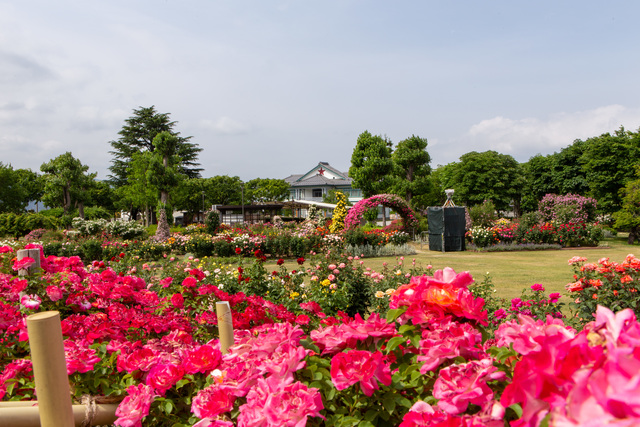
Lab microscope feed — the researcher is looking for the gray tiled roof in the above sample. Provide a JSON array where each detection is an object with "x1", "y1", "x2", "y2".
[{"x1": 288, "y1": 174, "x2": 353, "y2": 187}]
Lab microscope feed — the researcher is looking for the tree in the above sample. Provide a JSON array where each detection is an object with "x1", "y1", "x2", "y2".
[
  {"x1": 115, "y1": 151, "x2": 158, "y2": 226},
  {"x1": 391, "y1": 135, "x2": 432, "y2": 208},
  {"x1": 521, "y1": 154, "x2": 558, "y2": 212},
  {"x1": 40, "y1": 153, "x2": 96, "y2": 218},
  {"x1": 349, "y1": 131, "x2": 394, "y2": 197},
  {"x1": 441, "y1": 151, "x2": 525, "y2": 213},
  {"x1": 244, "y1": 178, "x2": 290, "y2": 204},
  {"x1": 86, "y1": 180, "x2": 117, "y2": 215},
  {"x1": 579, "y1": 127, "x2": 640, "y2": 213},
  {"x1": 0, "y1": 164, "x2": 43, "y2": 213},
  {"x1": 108, "y1": 106, "x2": 202, "y2": 187},
  {"x1": 551, "y1": 140, "x2": 590, "y2": 196},
  {"x1": 614, "y1": 166, "x2": 640, "y2": 244}
]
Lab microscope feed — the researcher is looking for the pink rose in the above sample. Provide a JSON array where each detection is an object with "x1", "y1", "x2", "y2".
[
  {"x1": 146, "y1": 363, "x2": 185, "y2": 395},
  {"x1": 330, "y1": 349, "x2": 391, "y2": 396},
  {"x1": 46, "y1": 286, "x2": 64, "y2": 302},
  {"x1": 192, "y1": 385, "x2": 236, "y2": 419},
  {"x1": 114, "y1": 384, "x2": 156, "y2": 427}
]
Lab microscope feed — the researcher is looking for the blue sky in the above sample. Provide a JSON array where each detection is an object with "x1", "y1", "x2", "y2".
[{"x1": 1, "y1": 1, "x2": 639, "y2": 181}]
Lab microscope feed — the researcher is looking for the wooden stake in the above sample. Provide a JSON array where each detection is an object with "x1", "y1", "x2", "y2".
[
  {"x1": 16, "y1": 248, "x2": 41, "y2": 277},
  {"x1": 26, "y1": 311, "x2": 74, "y2": 427},
  {"x1": 216, "y1": 301, "x2": 234, "y2": 354}
]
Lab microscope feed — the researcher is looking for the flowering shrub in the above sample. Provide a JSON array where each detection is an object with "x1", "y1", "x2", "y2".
[
  {"x1": 344, "y1": 194, "x2": 419, "y2": 231},
  {"x1": 105, "y1": 219, "x2": 147, "y2": 240},
  {"x1": 5, "y1": 244, "x2": 640, "y2": 425},
  {"x1": 566, "y1": 254, "x2": 640, "y2": 326},
  {"x1": 538, "y1": 193, "x2": 597, "y2": 224}
]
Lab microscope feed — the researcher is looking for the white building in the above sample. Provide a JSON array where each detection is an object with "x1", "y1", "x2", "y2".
[{"x1": 284, "y1": 162, "x2": 362, "y2": 204}]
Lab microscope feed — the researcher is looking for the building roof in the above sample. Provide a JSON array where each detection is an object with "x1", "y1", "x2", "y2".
[
  {"x1": 288, "y1": 174, "x2": 353, "y2": 187},
  {"x1": 284, "y1": 162, "x2": 352, "y2": 187}
]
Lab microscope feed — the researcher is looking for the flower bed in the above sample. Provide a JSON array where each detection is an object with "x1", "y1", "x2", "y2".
[{"x1": 2, "y1": 245, "x2": 640, "y2": 426}]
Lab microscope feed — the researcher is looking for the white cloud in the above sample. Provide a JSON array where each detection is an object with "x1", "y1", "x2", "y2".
[{"x1": 466, "y1": 105, "x2": 640, "y2": 159}]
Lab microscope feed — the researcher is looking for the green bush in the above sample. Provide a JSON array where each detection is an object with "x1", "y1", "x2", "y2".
[
  {"x1": 205, "y1": 210, "x2": 221, "y2": 235},
  {"x1": 84, "y1": 206, "x2": 112, "y2": 220},
  {"x1": 0, "y1": 213, "x2": 60, "y2": 238},
  {"x1": 469, "y1": 200, "x2": 497, "y2": 227},
  {"x1": 79, "y1": 239, "x2": 104, "y2": 262}
]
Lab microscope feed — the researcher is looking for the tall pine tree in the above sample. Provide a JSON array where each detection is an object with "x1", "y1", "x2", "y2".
[{"x1": 109, "y1": 106, "x2": 202, "y2": 187}]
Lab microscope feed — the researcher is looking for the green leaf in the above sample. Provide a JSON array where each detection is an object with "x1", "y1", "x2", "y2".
[
  {"x1": 164, "y1": 400, "x2": 174, "y2": 414},
  {"x1": 394, "y1": 394, "x2": 413, "y2": 409},
  {"x1": 382, "y1": 393, "x2": 396, "y2": 414},
  {"x1": 386, "y1": 336, "x2": 407, "y2": 352},
  {"x1": 508, "y1": 403, "x2": 523, "y2": 418},
  {"x1": 386, "y1": 307, "x2": 406, "y2": 323},
  {"x1": 398, "y1": 324, "x2": 415, "y2": 335}
]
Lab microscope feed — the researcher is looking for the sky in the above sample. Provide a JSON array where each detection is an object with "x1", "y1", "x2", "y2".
[{"x1": 1, "y1": 1, "x2": 640, "y2": 182}]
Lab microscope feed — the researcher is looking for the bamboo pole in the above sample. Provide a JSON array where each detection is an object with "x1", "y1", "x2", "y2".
[
  {"x1": 25, "y1": 311, "x2": 74, "y2": 427},
  {"x1": 216, "y1": 301, "x2": 234, "y2": 354},
  {"x1": 0, "y1": 403, "x2": 118, "y2": 427}
]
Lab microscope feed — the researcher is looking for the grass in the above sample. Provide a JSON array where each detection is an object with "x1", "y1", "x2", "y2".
[
  {"x1": 362, "y1": 236, "x2": 638, "y2": 301},
  {"x1": 270, "y1": 235, "x2": 640, "y2": 304}
]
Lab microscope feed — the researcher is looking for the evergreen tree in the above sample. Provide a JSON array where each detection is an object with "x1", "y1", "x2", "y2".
[
  {"x1": 349, "y1": 131, "x2": 393, "y2": 197},
  {"x1": 108, "y1": 106, "x2": 202, "y2": 187},
  {"x1": 391, "y1": 135, "x2": 432, "y2": 208}
]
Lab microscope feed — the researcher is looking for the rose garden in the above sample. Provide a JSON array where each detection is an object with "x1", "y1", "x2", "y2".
[{"x1": 2, "y1": 190, "x2": 640, "y2": 427}]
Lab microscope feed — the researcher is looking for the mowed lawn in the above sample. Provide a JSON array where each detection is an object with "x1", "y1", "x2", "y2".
[
  {"x1": 271, "y1": 236, "x2": 640, "y2": 304},
  {"x1": 362, "y1": 237, "x2": 639, "y2": 302}
]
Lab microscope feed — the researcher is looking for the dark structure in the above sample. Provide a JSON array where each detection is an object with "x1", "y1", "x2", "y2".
[{"x1": 427, "y1": 207, "x2": 466, "y2": 252}]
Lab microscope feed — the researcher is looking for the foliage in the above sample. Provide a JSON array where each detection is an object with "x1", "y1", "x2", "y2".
[
  {"x1": 244, "y1": 178, "x2": 290, "y2": 203},
  {"x1": 205, "y1": 210, "x2": 221, "y2": 235},
  {"x1": 108, "y1": 106, "x2": 202, "y2": 187},
  {"x1": 349, "y1": 131, "x2": 394, "y2": 197},
  {"x1": 0, "y1": 164, "x2": 43, "y2": 213},
  {"x1": 613, "y1": 166, "x2": 640, "y2": 243},
  {"x1": 0, "y1": 213, "x2": 60, "y2": 238},
  {"x1": 391, "y1": 135, "x2": 432, "y2": 208},
  {"x1": 579, "y1": 127, "x2": 640, "y2": 213},
  {"x1": 468, "y1": 200, "x2": 497, "y2": 228},
  {"x1": 40, "y1": 152, "x2": 96, "y2": 217},
  {"x1": 439, "y1": 150, "x2": 525, "y2": 213}
]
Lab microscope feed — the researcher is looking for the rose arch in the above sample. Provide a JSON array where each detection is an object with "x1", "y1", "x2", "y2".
[{"x1": 344, "y1": 194, "x2": 419, "y2": 230}]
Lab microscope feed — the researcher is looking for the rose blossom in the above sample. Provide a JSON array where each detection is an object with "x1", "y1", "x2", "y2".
[{"x1": 114, "y1": 384, "x2": 156, "y2": 427}]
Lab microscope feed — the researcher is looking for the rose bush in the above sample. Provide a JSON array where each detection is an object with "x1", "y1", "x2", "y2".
[{"x1": 2, "y1": 244, "x2": 640, "y2": 426}]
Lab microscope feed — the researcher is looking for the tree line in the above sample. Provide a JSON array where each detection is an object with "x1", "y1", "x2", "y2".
[
  {"x1": 0, "y1": 106, "x2": 289, "y2": 229},
  {"x1": 2, "y1": 105, "x2": 640, "y2": 238}
]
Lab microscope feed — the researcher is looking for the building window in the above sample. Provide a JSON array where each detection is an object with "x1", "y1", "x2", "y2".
[{"x1": 312, "y1": 188, "x2": 322, "y2": 198}]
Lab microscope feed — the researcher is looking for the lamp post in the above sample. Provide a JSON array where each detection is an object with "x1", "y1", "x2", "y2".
[
  {"x1": 241, "y1": 184, "x2": 245, "y2": 225},
  {"x1": 201, "y1": 191, "x2": 205, "y2": 223}
]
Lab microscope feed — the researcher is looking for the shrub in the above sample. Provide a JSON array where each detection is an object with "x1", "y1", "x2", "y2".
[
  {"x1": 468, "y1": 200, "x2": 497, "y2": 227},
  {"x1": 566, "y1": 254, "x2": 640, "y2": 327},
  {"x1": 205, "y1": 210, "x2": 221, "y2": 235},
  {"x1": 538, "y1": 193, "x2": 597, "y2": 224},
  {"x1": 105, "y1": 220, "x2": 147, "y2": 240},
  {"x1": 72, "y1": 217, "x2": 107, "y2": 236},
  {"x1": 0, "y1": 212, "x2": 60, "y2": 238}
]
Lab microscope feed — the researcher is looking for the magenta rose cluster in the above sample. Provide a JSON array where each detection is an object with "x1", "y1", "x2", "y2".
[{"x1": 3, "y1": 244, "x2": 640, "y2": 426}]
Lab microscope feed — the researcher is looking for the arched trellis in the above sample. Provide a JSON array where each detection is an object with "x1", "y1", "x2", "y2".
[{"x1": 344, "y1": 194, "x2": 419, "y2": 230}]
